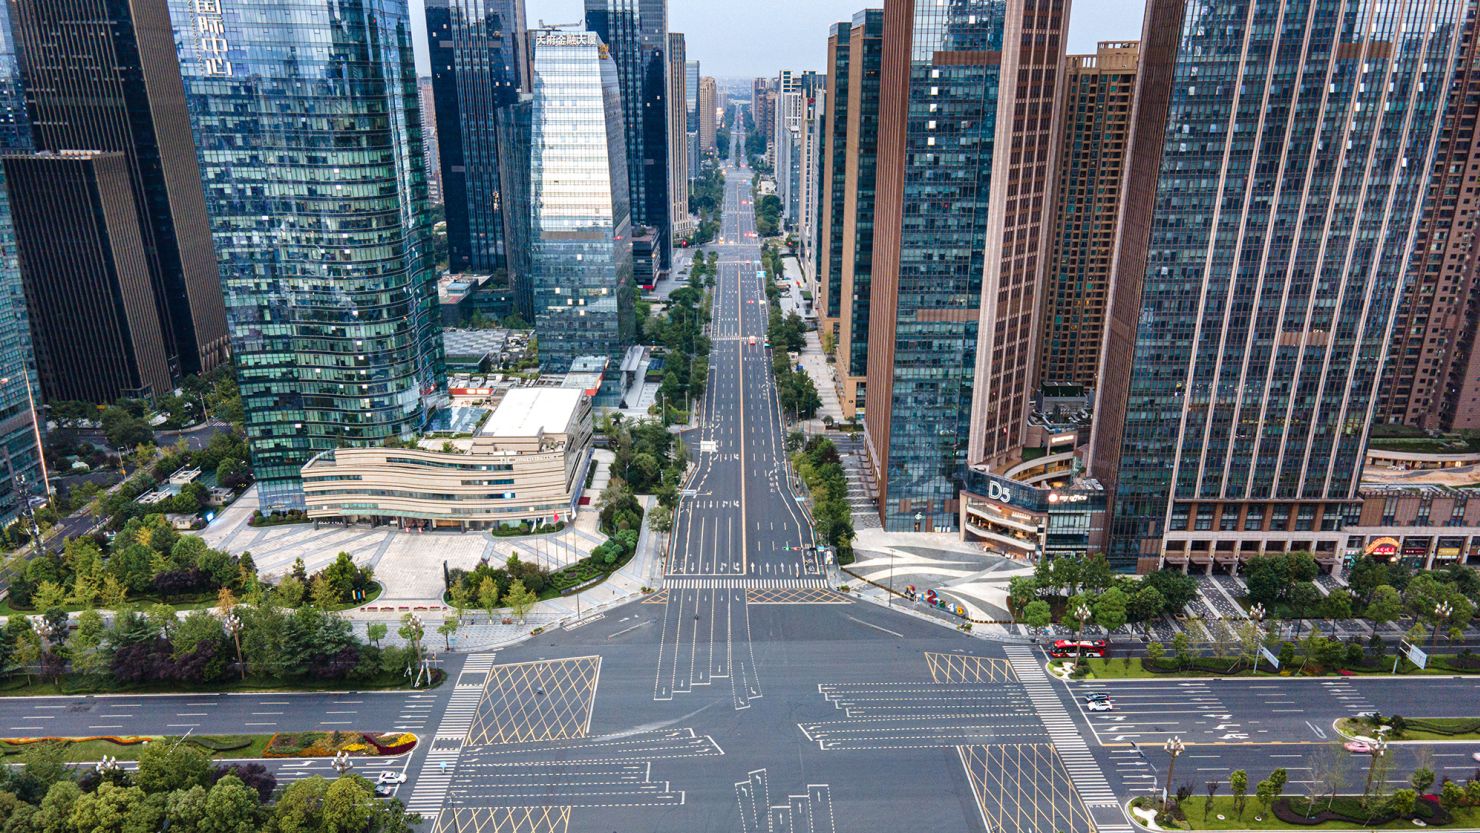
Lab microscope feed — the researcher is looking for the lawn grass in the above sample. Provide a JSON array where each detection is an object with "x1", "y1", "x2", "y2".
[
  {"x1": 1083, "y1": 656, "x2": 1472, "y2": 680},
  {"x1": 1158, "y1": 796, "x2": 1480, "y2": 830},
  {"x1": 0, "y1": 734, "x2": 272, "y2": 763},
  {"x1": 1337, "y1": 716, "x2": 1480, "y2": 741},
  {"x1": 0, "y1": 595, "x2": 219, "y2": 617},
  {"x1": 0, "y1": 669, "x2": 444, "y2": 698}
]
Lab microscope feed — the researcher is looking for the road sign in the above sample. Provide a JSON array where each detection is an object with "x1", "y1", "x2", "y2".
[
  {"x1": 1259, "y1": 645, "x2": 1281, "y2": 670},
  {"x1": 1403, "y1": 640, "x2": 1428, "y2": 669}
]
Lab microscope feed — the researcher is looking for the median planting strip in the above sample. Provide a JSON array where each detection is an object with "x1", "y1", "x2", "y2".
[
  {"x1": 1337, "y1": 715, "x2": 1480, "y2": 742},
  {"x1": 0, "y1": 730, "x2": 417, "y2": 763}
]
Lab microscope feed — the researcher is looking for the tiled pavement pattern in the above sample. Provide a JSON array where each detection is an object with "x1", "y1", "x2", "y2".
[
  {"x1": 406, "y1": 653, "x2": 497, "y2": 821},
  {"x1": 433, "y1": 807, "x2": 572, "y2": 833},
  {"x1": 735, "y1": 769, "x2": 837, "y2": 833},
  {"x1": 958, "y1": 744, "x2": 1096, "y2": 833},
  {"x1": 745, "y1": 587, "x2": 849, "y2": 605},
  {"x1": 467, "y1": 657, "x2": 601, "y2": 745}
]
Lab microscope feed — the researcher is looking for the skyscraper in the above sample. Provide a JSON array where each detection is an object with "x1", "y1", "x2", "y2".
[
  {"x1": 817, "y1": 22, "x2": 851, "y2": 345},
  {"x1": 10, "y1": 0, "x2": 229, "y2": 382},
  {"x1": 1377, "y1": 6, "x2": 1480, "y2": 430},
  {"x1": 685, "y1": 60, "x2": 701, "y2": 177},
  {"x1": 496, "y1": 95, "x2": 534, "y2": 323},
  {"x1": 698, "y1": 76, "x2": 718, "y2": 153},
  {"x1": 170, "y1": 0, "x2": 446, "y2": 512},
  {"x1": 417, "y1": 77, "x2": 444, "y2": 206},
  {"x1": 752, "y1": 77, "x2": 774, "y2": 149},
  {"x1": 1039, "y1": 41, "x2": 1139, "y2": 390},
  {"x1": 797, "y1": 73, "x2": 826, "y2": 290},
  {"x1": 772, "y1": 70, "x2": 803, "y2": 224},
  {"x1": 425, "y1": 0, "x2": 527, "y2": 275},
  {"x1": 0, "y1": 1, "x2": 47, "y2": 526},
  {"x1": 1090, "y1": 0, "x2": 1468, "y2": 573},
  {"x1": 865, "y1": 0, "x2": 1069, "y2": 532},
  {"x1": 528, "y1": 30, "x2": 635, "y2": 371},
  {"x1": 4, "y1": 152, "x2": 173, "y2": 404},
  {"x1": 586, "y1": 0, "x2": 672, "y2": 269},
  {"x1": 835, "y1": 9, "x2": 884, "y2": 421},
  {"x1": 667, "y1": 33, "x2": 693, "y2": 238}
]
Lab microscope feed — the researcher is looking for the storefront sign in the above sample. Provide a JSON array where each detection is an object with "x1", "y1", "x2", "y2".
[{"x1": 1365, "y1": 537, "x2": 1400, "y2": 558}]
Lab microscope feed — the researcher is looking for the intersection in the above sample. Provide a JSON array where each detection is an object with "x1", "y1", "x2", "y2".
[{"x1": 2, "y1": 149, "x2": 1476, "y2": 833}]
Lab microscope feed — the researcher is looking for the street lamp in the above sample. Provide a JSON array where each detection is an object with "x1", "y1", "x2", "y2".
[
  {"x1": 1431, "y1": 600, "x2": 1453, "y2": 647},
  {"x1": 1073, "y1": 603, "x2": 1092, "y2": 670},
  {"x1": 224, "y1": 611, "x2": 245, "y2": 680},
  {"x1": 1162, "y1": 736, "x2": 1186, "y2": 810},
  {"x1": 331, "y1": 750, "x2": 353, "y2": 777},
  {"x1": 1249, "y1": 603, "x2": 1266, "y2": 671},
  {"x1": 1361, "y1": 734, "x2": 1388, "y2": 805}
]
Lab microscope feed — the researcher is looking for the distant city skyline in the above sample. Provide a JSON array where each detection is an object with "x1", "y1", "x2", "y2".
[{"x1": 411, "y1": 0, "x2": 1148, "y2": 78}]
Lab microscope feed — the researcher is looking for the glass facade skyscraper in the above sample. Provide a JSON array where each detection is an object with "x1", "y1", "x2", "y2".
[
  {"x1": 529, "y1": 31, "x2": 635, "y2": 372},
  {"x1": 865, "y1": 0, "x2": 1068, "y2": 532},
  {"x1": 425, "y1": 0, "x2": 526, "y2": 275},
  {"x1": 169, "y1": 0, "x2": 445, "y2": 512},
  {"x1": 0, "y1": 1, "x2": 47, "y2": 526},
  {"x1": 1092, "y1": 0, "x2": 1468, "y2": 572},
  {"x1": 586, "y1": 0, "x2": 671, "y2": 269}
]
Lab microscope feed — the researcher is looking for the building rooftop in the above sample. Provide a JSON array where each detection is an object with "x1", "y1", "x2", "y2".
[{"x1": 482, "y1": 387, "x2": 584, "y2": 439}]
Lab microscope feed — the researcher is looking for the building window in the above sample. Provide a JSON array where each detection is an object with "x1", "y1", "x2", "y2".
[
  {"x1": 1195, "y1": 505, "x2": 1214, "y2": 531},
  {"x1": 1244, "y1": 505, "x2": 1264, "y2": 531}
]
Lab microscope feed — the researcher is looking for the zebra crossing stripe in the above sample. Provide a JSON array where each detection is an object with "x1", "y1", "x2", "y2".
[
  {"x1": 405, "y1": 653, "x2": 495, "y2": 815},
  {"x1": 665, "y1": 577, "x2": 828, "y2": 589},
  {"x1": 1004, "y1": 647, "x2": 1121, "y2": 806}
]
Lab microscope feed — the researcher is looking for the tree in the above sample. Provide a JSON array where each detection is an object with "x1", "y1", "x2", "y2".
[
  {"x1": 436, "y1": 617, "x2": 458, "y2": 651},
  {"x1": 1230, "y1": 769, "x2": 1248, "y2": 819},
  {"x1": 1093, "y1": 587, "x2": 1128, "y2": 634},
  {"x1": 10, "y1": 617, "x2": 40, "y2": 685},
  {"x1": 70, "y1": 609, "x2": 108, "y2": 679},
  {"x1": 1204, "y1": 780, "x2": 1219, "y2": 816},
  {"x1": 1388, "y1": 788, "x2": 1417, "y2": 820},
  {"x1": 1323, "y1": 587, "x2": 1354, "y2": 620},
  {"x1": 1306, "y1": 743, "x2": 1350, "y2": 815},
  {"x1": 322, "y1": 776, "x2": 376, "y2": 833},
  {"x1": 135, "y1": 741, "x2": 212, "y2": 794},
  {"x1": 1410, "y1": 766, "x2": 1435, "y2": 795},
  {"x1": 200, "y1": 774, "x2": 261, "y2": 833},
  {"x1": 1128, "y1": 586, "x2": 1166, "y2": 631},
  {"x1": 448, "y1": 583, "x2": 471, "y2": 623},
  {"x1": 502, "y1": 579, "x2": 537, "y2": 623},
  {"x1": 1145, "y1": 641, "x2": 1166, "y2": 667},
  {"x1": 1255, "y1": 777, "x2": 1276, "y2": 819},
  {"x1": 1172, "y1": 631, "x2": 1193, "y2": 669},
  {"x1": 1021, "y1": 600, "x2": 1052, "y2": 632},
  {"x1": 478, "y1": 576, "x2": 500, "y2": 622},
  {"x1": 1366, "y1": 584, "x2": 1403, "y2": 626},
  {"x1": 367, "y1": 623, "x2": 387, "y2": 648}
]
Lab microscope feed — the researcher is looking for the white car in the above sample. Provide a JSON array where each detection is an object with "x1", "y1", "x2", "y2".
[
  {"x1": 1087, "y1": 700, "x2": 1114, "y2": 712},
  {"x1": 377, "y1": 771, "x2": 406, "y2": 785}
]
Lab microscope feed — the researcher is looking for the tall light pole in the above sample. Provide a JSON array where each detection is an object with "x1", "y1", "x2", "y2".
[
  {"x1": 224, "y1": 611, "x2": 245, "y2": 680},
  {"x1": 1249, "y1": 603, "x2": 1266, "y2": 671},
  {"x1": 1361, "y1": 734, "x2": 1388, "y2": 806},
  {"x1": 1162, "y1": 736, "x2": 1186, "y2": 809},
  {"x1": 1073, "y1": 603, "x2": 1092, "y2": 670},
  {"x1": 1431, "y1": 600, "x2": 1453, "y2": 647}
]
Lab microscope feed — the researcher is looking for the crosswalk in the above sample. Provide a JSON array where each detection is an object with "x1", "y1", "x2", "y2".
[
  {"x1": 665, "y1": 577, "x2": 827, "y2": 589},
  {"x1": 404, "y1": 653, "x2": 496, "y2": 823},
  {"x1": 1004, "y1": 645, "x2": 1131, "y2": 833}
]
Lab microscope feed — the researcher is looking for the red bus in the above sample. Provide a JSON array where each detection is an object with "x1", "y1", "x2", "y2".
[{"x1": 1047, "y1": 639, "x2": 1108, "y2": 658}]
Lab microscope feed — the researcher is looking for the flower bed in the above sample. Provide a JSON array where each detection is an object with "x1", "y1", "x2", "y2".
[
  {"x1": 0, "y1": 735, "x2": 152, "y2": 746},
  {"x1": 263, "y1": 731, "x2": 416, "y2": 758}
]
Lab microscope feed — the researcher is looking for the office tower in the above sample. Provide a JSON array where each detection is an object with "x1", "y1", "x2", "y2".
[
  {"x1": 1090, "y1": 0, "x2": 1468, "y2": 573},
  {"x1": 4, "y1": 152, "x2": 172, "y2": 403},
  {"x1": 817, "y1": 22, "x2": 852, "y2": 343},
  {"x1": 752, "y1": 77, "x2": 774, "y2": 145},
  {"x1": 698, "y1": 76, "x2": 718, "y2": 153},
  {"x1": 797, "y1": 75, "x2": 826, "y2": 285},
  {"x1": 773, "y1": 70, "x2": 803, "y2": 222},
  {"x1": 171, "y1": 0, "x2": 446, "y2": 512},
  {"x1": 0, "y1": 1, "x2": 47, "y2": 526},
  {"x1": 425, "y1": 0, "x2": 527, "y2": 275},
  {"x1": 835, "y1": 9, "x2": 884, "y2": 421},
  {"x1": 10, "y1": 0, "x2": 228, "y2": 382},
  {"x1": 1378, "y1": 7, "x2": 1480, "y2": 430},
  {"x1": 1038, "y1": 41, "x2": 1139, "y2": 390},
  {"x1": 685, "y1": 60, "x2": 701, "y2": 177},
  {"x1": 585, "y1": 0, "x2": 672, "y2": 269},
  {"x1": 417, "y1": 78, "x2": 444, "y2": 206},
  {"x1": 496, "y1": 95, "x2": 534, "y2": 323},
  {"x1": 528, "y1": 30, "x2": 635, "y2": 371},
  {"x1": 667, "y1": 33, "x2": 693, "y2": 238},
  {"x1": 865, "y1": 0, "x2": 1069, "y2": 532}
]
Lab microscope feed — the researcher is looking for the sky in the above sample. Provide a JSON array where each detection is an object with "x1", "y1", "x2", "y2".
[{"x1": 410, "y1": 0, "x2": 1149, "y2": 79}]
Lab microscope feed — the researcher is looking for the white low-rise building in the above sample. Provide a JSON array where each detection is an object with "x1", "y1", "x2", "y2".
[{"x1": 301, "y1": 388, "x2": 593, "y2": 531}]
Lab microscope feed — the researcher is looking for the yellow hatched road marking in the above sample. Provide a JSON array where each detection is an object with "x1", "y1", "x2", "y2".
[
  {"x1": 434, "y1": 807, "x2": 572, "y2": 833},
  {"x1": 925, "y1": 652, "x2": 1019, "y2": 684},
  {"x1": 959, "y1": 743, "x2": 1096, "y2": 833}
]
